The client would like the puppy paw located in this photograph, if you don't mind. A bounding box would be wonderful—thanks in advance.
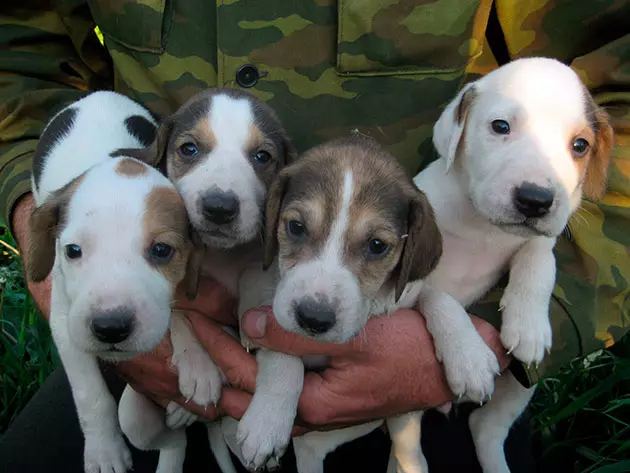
[499,305,552,366]
[165,401,199,430]
[84,431,132,473]
[171,344,223,407]
[439,332,500,404]
[236,403,291,470]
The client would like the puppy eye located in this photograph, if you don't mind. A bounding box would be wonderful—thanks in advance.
[572,138,590,156]
[148,242,174,264]
[65,244,82,259]
[367,239,390,258]
[286,219,307,239]
[179,142,199,157]
[252,150,272,164]
[491,120,511,135]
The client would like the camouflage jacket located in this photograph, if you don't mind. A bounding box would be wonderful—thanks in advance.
[1,0,629,386]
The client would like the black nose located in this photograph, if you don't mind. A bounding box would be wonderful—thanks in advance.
[90,308,134,344]
[513,183,554,218]
[295,299,337,335]
[202,191,240,225]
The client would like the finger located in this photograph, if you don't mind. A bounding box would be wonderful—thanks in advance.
[186,311,258,392]
[470,315,511,371]
[153,395,225,421]
[242,307,355,357]
[174,277,237,326]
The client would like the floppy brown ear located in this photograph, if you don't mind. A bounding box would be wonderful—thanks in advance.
[26,179,80,282]
[112,117,173,167]
[281,133,298,167]
[583,103,614,201]
[432,83,476,172]
[394,189,443,301]
[182,228,205,301]
[263,168,292,270]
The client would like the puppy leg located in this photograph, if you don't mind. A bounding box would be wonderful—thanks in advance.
[293,422,382,473]
[418,285,500,403]
[469,372,535,473]
[118,386,188,473]
[236,349,304,470]
[170,310,223,407]
[206,421,239,473]
[386,412,428,473]
[500,237,555,366]
[51,320,131,473]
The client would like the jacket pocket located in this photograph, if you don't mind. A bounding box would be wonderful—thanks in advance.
[337,0,488,76]
[88,0,170,53]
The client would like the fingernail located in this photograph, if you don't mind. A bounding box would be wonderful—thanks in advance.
[245,310,267,338]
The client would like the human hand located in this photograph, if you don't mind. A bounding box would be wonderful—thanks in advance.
[187,306,511,432]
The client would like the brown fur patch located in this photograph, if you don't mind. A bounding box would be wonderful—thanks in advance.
[581,92,614,200]
[115,158,148,177]
[264,135,442,301]
[143,186,192,286]
[27,175,85,282]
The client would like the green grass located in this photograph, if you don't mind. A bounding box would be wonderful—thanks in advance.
[0,219,59,433]
[0,219,628,470]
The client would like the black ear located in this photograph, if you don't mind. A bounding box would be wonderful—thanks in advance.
[112,117,173,167]
[263,168,292,270]
[394,189,443,301]
[27,178,82,282]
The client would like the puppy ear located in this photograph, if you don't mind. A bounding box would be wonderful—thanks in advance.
[394,189,443,301]
[26,179,80,282]
[583,102,614,201]
[112,117,173,167]
[282,136,298,167]
[432,83,476,172]
[182,229,205,301]
[263,168,291,270]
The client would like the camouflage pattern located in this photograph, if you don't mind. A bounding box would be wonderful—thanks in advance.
[0,0,629,385]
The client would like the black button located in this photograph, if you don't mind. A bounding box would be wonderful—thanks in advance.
[235,64,259,88]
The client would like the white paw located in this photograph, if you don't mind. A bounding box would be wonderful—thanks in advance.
[84,432,132,473]
[165,402,199,430]
[500,308,552,366]
[438,331,500,404]
[172,344,223,407]
[236,402,292,470]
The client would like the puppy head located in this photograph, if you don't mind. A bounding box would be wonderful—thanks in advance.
[28,157,193,358]
[433,57,614,237]
[264,136,442,343]
[120,88,296,250]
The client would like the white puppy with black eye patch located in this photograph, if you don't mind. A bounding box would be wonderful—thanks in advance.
[230,134,443,472]
[388,57,614,473]
[27,92,194,473]
[114,88,296,473]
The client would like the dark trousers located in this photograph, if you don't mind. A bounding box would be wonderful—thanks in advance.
[0,366,535,473]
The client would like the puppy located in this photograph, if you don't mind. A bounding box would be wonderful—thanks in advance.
[231,134,443,472]
[389,56,614,473]
[114,88,296,473]
[28,92,193,473]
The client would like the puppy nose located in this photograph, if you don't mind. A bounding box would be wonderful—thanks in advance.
[295,299,336,334]
[513,183,554,218]
[202,191,240,225]
[90,308,134,344]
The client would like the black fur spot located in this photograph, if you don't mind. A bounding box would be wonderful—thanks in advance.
[32,107,78,190]
[125,115,156,147]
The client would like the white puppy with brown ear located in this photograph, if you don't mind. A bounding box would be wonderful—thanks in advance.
[392,57,614,473]
[27,91,194,473]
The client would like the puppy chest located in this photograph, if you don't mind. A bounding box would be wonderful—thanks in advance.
[427,235,515,306]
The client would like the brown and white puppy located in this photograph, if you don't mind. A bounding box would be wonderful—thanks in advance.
[115,88,295,473]
[398,57,615,473]
[28,91,193,473]
[229,135,442,471]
